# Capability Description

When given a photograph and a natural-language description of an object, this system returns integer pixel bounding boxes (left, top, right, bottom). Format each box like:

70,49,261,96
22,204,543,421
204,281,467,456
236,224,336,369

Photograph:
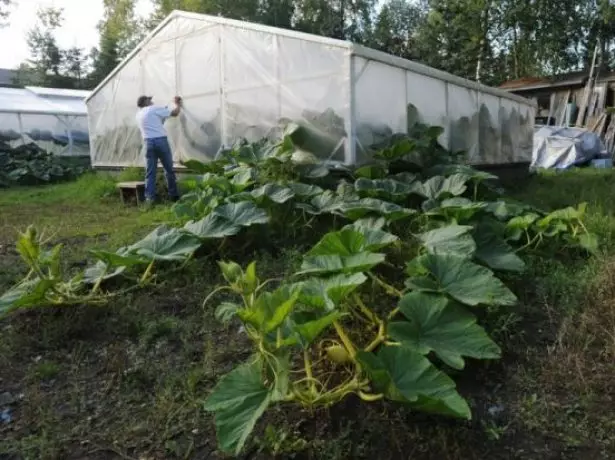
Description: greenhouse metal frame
86,10,536,169
0,86,91,157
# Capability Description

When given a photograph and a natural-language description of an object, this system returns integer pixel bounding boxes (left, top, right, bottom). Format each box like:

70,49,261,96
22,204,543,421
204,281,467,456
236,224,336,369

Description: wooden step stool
117,181,146,204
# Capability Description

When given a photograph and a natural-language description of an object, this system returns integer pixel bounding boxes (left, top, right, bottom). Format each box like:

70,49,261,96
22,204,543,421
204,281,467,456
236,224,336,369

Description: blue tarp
531,126,608,170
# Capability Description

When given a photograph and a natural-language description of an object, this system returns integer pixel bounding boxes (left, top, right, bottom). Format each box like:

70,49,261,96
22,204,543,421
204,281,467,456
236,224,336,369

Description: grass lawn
0,169,614,459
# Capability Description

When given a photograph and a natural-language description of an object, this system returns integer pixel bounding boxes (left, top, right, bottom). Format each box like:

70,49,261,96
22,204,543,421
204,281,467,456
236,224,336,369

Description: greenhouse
85,10,536,169
0,86,91,157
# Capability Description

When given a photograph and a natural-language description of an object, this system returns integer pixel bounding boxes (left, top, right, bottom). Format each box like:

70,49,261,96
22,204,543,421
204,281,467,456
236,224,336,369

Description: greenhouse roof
0,86,90,116
87,10,533,107
25,86,91,99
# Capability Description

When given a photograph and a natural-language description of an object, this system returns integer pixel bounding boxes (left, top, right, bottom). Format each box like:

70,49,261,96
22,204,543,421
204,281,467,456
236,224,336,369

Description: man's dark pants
144,136,179,201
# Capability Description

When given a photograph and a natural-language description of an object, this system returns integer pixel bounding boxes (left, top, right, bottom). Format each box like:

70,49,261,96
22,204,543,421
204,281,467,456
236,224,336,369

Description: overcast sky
0,0,385,70
0,0,152,69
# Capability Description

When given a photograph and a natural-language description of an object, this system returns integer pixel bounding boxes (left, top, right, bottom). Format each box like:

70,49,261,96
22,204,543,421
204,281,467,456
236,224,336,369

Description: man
135,95,182,204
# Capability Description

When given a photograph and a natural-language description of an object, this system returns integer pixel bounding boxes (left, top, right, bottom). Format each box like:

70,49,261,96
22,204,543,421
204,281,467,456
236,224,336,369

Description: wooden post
576,41,600,127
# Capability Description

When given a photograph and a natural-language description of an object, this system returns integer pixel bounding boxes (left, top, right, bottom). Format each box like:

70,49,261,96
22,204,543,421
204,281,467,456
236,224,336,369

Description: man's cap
137,95,152,108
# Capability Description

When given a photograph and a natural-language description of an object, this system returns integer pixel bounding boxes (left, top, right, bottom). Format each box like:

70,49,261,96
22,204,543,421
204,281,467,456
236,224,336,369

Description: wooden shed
499,67,615,128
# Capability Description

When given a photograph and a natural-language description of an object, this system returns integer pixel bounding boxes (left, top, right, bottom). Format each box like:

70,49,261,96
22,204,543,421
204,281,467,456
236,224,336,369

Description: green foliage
0,121,599,456
0,143,90,188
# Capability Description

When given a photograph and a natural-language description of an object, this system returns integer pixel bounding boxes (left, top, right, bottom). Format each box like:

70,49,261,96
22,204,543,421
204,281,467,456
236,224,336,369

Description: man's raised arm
170,96,182,117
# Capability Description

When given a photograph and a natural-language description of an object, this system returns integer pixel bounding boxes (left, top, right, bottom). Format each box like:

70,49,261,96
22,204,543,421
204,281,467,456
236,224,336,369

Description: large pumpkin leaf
181,158,212,174
89,248,148,267
505,213,541,241
299,229,387,276
472,224,525,273
295,191,344,215
296,163,330,179
201,173,233,194
485,200,541,221
388,292,501,370
203,359,272,455
336,180,360,201
391,172,418,183
373,137,417,162
298,252,386,276
424,198,488,222
306,228,366,257
229,166,256,191
0,278,55,315
251,184,295,204
417,225,476,257
294,273,367,310
345,219,399,251
354,164,388,180
224,191,255,204
184,213,242,239
212,202,269,227
354,178,414,200
413,174,468,201
128,226,202,262
428,164,498,182
356,346,471,419
405,253,517,307
83,261,126,284
286,182,324,198
338,198,416,222
349,216,387,230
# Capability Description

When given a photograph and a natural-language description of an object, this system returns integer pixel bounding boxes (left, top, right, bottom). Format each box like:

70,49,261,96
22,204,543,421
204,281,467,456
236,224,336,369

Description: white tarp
531,125,607,170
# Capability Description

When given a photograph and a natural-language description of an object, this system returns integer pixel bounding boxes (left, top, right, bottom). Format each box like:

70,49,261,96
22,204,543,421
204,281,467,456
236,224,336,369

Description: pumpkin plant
204,219,520,455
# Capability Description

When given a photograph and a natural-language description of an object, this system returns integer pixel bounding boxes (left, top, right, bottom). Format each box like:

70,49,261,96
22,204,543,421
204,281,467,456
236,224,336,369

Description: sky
0,0,152,69
0,0,386,70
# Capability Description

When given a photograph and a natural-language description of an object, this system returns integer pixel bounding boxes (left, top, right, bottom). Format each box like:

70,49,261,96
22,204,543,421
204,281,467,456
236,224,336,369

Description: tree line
5,0,615,90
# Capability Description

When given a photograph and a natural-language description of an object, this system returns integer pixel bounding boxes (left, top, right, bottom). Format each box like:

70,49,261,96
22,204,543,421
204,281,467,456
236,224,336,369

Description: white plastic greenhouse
85,10,536,169
0,86,91,156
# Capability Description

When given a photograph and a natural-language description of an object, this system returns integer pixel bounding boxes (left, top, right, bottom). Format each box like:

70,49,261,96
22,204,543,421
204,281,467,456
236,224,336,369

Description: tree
14,6,81,88
371,0,428,60
0,0,11,26
14,6,91,89
62,47,89,88
150,0,260,24
89,0,141,87
410,0,496,82
257,0,296,29
495,0,586,79
293,0,376,42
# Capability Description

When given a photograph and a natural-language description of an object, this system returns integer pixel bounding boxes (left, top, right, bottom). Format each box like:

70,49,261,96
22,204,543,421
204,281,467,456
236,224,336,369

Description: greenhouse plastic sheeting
86,11,535,169
87,17,350,168
531,126,607,170
0,87,90,156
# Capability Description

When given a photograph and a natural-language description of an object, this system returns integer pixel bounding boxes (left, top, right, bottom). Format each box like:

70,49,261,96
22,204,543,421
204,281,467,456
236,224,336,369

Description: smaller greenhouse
0,86,91,157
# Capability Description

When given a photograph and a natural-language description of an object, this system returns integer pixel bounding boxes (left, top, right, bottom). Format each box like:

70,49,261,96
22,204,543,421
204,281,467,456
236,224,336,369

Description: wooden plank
116,181,145,188
117,181,145,205
556,90,571,126
589,113,606,132
546,92,555,125
576,43,600,126
595,113,608,135
604,116,615,153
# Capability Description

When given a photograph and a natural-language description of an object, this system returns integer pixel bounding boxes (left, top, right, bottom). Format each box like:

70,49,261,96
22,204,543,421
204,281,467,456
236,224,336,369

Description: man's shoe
169,195,181,203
